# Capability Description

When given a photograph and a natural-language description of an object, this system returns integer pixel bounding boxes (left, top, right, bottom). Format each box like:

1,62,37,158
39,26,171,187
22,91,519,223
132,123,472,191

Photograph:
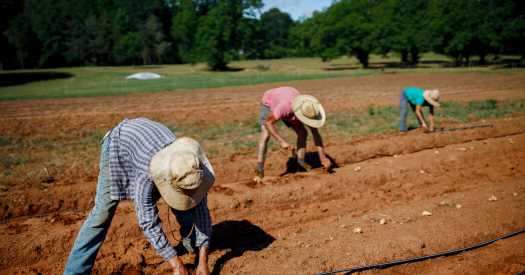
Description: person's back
108,117,176,200
262,86,300,120
403,87,425,106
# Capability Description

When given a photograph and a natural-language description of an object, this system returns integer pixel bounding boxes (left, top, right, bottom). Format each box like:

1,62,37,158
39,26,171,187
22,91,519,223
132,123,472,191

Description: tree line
1,0,523,70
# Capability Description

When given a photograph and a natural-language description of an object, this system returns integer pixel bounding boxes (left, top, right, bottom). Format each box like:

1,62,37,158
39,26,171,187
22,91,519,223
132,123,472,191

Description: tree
171,0,199,62
140,15,171,64
374,0,431,65
194,0,262,70
312,0,378,68
66,15,113,65
260,8,294,58
5,15,40,68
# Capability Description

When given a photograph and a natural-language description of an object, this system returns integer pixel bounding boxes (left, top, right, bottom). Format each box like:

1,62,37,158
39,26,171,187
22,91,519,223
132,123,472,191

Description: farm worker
399,87,440,132
255,86,330,179
64,118,214,275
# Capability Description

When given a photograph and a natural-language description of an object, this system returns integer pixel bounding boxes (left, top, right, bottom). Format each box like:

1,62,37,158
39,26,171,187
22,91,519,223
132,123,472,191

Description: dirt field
0,72,524,274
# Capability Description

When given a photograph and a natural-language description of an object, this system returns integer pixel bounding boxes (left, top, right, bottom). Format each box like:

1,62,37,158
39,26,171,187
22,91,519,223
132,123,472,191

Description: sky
261,0,334,21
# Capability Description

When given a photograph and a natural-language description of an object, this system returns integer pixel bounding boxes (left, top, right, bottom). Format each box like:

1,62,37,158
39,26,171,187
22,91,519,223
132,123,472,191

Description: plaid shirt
107,118,212,260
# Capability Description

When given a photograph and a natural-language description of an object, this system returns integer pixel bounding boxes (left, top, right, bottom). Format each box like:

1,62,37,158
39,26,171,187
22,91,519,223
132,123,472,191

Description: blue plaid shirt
107,118,212,260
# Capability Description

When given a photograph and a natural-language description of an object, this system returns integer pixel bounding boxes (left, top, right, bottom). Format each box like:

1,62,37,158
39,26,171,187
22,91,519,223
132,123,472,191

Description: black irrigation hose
317,227,525,275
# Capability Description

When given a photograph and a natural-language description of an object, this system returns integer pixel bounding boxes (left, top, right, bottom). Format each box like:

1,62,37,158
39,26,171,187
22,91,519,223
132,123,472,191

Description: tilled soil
0,73,524,274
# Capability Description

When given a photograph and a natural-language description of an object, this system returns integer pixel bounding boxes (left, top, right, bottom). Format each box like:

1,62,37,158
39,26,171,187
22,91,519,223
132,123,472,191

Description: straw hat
292,95,326,128
423,89,440,107
149,137,214,211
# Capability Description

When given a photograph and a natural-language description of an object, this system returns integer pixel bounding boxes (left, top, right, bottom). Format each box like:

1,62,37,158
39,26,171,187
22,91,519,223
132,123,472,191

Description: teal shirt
403,87,425,106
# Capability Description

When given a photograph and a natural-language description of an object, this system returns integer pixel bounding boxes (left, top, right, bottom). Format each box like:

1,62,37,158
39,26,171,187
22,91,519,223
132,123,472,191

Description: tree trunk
355,49,369,68
409,48,419,65
401,49,409,65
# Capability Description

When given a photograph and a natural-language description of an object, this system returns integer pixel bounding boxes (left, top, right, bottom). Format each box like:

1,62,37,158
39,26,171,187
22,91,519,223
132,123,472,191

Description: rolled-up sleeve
134,173,177,260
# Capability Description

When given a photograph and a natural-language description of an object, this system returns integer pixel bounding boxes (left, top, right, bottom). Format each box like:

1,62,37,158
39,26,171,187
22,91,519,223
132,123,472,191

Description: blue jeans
399,91,415,132
64,136,118,275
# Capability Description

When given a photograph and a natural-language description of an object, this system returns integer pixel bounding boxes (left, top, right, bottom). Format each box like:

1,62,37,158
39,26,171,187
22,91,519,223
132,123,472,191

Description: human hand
280,141,294,152
321,157,331,169
169,257,188,275
195,262,209,275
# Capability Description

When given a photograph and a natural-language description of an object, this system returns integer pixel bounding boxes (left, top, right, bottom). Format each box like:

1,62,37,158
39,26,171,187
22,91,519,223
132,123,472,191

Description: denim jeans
64,136,198,274
64,136,119,275
399,91,415,132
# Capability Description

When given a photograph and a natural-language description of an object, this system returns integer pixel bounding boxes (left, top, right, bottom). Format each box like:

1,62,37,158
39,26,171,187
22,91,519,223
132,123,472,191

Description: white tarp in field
125,72,161,80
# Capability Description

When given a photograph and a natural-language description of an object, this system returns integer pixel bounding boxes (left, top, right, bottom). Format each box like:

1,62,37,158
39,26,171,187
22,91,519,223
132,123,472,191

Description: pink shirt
262,87,300,120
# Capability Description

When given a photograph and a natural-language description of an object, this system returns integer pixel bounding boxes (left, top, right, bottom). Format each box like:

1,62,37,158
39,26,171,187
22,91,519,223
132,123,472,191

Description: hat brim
150,137,215,211
423,91,440,107
292,95,326,128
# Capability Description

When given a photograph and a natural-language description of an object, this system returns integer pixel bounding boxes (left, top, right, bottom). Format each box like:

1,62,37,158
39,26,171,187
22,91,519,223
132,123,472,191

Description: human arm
264,115,294,151
428,105,435,131
134,174,187,274
196,246,209,275
309,127,330,169
414,105,428,129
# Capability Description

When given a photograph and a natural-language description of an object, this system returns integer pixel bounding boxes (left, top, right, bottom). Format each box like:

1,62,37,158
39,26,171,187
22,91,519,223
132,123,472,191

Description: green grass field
1,54,523,100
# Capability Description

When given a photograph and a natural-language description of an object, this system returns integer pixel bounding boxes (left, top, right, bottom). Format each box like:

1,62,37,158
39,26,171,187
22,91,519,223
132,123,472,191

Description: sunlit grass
2,54,523,100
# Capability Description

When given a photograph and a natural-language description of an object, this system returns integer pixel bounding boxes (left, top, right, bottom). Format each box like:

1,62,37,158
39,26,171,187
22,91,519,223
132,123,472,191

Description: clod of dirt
488,195,498,201
379,218,387,225
422,210,432,216
513,192,518,197
353,227,363,234
253,176,263,184
456,204,462,209
434,150,439,154
230,201,241,209
419,170,425,174
458,147,467,151
354,166,362,172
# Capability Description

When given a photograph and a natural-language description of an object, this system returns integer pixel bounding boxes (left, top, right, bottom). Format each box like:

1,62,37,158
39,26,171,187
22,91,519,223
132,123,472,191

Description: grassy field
1,54,523,100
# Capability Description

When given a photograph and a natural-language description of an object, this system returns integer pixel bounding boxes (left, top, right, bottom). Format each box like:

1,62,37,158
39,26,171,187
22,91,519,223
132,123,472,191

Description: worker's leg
399,90,409,132
173,207,196,255
292,123,308,169
256,104,271,177
64,137,118,275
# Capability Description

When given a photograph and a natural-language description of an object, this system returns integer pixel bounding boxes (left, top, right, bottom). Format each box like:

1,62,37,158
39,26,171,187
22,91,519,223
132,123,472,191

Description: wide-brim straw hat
424,89,441,107
150,137,214,211
292,95,326,128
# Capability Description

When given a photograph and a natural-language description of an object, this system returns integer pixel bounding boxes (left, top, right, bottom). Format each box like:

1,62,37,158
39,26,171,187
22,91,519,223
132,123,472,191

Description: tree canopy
1,0,523,70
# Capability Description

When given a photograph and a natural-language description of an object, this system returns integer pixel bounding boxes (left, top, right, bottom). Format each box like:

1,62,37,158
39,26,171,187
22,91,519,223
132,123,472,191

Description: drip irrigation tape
317,227,525,275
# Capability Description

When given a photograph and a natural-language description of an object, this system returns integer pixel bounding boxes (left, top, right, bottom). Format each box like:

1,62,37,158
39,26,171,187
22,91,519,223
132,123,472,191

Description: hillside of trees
1,0,523,70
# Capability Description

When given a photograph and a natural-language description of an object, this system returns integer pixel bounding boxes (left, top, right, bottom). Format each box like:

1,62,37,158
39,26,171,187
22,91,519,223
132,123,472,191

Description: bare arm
428,105,435,131
264,115,293,151
196,246,209,275
415,105,428,129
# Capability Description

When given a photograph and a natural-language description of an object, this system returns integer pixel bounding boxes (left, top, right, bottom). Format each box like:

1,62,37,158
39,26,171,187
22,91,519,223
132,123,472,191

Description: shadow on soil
0,72,73,87
209,220,274,275
281,152,339,176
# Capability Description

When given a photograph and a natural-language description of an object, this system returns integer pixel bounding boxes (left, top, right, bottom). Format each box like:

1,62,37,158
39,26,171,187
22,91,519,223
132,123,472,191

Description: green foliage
260,8,294,59
1,0,524,69
171,0,199,63
311,0,379,68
